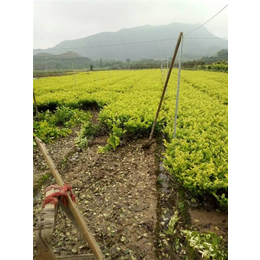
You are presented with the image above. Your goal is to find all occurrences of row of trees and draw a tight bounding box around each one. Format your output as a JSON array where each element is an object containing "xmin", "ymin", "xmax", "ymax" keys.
[
  {"xmin": 92, "ymin": 59, "xmax": 228, "ymax": 72},
  {"xmin": 34, "ymin": 49, "xmax": 228, "ymax": 74},
  {"xmin": 90, "ymin": 58, "xmax": 163, "ymax": 70},
  {"xmin": 94, "ymin": 49, "xmax": 228, "ymax": 71},
  {"xmin": 181, "ymin": 60, "xmax": 228, "ymax": 72}
]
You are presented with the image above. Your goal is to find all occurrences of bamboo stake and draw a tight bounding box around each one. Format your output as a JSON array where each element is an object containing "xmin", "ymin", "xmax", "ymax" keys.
[
  {"xmin": 56, "ymin": 255, "xmax": 95, "ymax": 260},
  {"xmin": 148, "ymin": 32, "xmax": 183, "ymax": 142},
  {"xmin": 33, "ymin": 90, "xmax": 39, "ymax": 117},
  {"xmin": 173, "ymin": 35, "xmax": 183, "ymax": 139},
  {"xmin": 35, "ymin": 137, "xmax": 104, "ymax": 260}
]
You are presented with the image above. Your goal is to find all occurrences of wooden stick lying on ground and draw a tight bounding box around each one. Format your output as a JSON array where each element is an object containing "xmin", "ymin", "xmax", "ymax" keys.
[{"xmin": 35, "ymin": 137, "xmax": 104, "ymax": 260}]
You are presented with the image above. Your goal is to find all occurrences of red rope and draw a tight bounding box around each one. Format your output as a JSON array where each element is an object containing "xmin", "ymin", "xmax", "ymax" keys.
[{"xmin": 43, "ymin": 184, "xmax": 76, "ymax": 208}]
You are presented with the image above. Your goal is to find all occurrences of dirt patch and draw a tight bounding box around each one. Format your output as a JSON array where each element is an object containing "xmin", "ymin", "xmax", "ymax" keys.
[
  {"xmin": 188, "ymin": 208, "xmax": 228, "ymax": 239},
  {"xmin": 33, "ymin": 126, "xmax": 80, "ymax": 186},
  {"xmin": 33, "ymin": 127, "xmax": 158, "ymax": 259}
]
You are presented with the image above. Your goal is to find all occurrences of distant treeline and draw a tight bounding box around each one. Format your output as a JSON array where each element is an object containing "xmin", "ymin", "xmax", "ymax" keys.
[
  {"xmin": 33, "ymin": 52, "xmax": 93, "ymax": 71},
  {"xmin": 200, "ymin": 49, "xmax": 228, "ymax": 63},
  {"xmin": 33, "ymin": 49, "xmax": 228, "ymax": 75},
  {"xmin": 181, "ymin": 49, "xmax": 228, "ymax": 72}
]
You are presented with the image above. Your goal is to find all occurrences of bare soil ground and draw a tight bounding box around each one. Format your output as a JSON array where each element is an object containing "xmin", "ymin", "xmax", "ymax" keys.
[
  {"xmin": 33, "ymin": 126, "xmax": 158, "ymax": 259},
  {"xmin": 33, "ymin": 110, "xmax": 228, "ymax": 259},
  {"xmin": 189, "ymin": 208, "xmax": 228, "ymax": 238}
]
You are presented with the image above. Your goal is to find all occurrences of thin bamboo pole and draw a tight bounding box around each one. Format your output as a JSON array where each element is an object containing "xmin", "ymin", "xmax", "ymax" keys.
[
  {"xmin": 173, "ymin": 35, "xmax": 183, "ymax": 139},
  {"xmin": 148, "ymin": 32, "xmax": 183, "ymax": 141},
  {"xmin": 35, "ymin": 137, "xmax": 104, "ymax": 260},
  {"xmin": 33, "ymin": 90, "xmax": 39, "ymax": 117}
]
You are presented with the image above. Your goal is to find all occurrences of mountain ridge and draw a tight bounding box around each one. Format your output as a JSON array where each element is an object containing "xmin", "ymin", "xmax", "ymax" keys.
[{"xmin": 33, "ymin": 22, "xmax": 227, "ymax": 61}]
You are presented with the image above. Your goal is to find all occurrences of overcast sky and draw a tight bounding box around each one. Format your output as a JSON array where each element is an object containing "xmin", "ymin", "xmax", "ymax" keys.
[{"xmin": 33, "ymin": 0, "xmax": 228, "ymax": 49}]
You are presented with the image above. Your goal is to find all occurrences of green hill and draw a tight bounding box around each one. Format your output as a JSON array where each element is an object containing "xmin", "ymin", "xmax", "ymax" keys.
[
  {"xmin": 197, "ymin": 49, "xmax": 228, "ymax": 63},
  {"xmin": 33, "ymin": 51, "xmax": 93, "ymax": 70}
]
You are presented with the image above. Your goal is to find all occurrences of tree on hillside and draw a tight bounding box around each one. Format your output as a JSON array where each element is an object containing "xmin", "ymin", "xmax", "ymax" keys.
[
  {"xmin": 99, "ymin": 59, "xmax": 103, "ymax": 67},
  {"xmin": 217, "ymin": 49, "xmax": 228, "ymax": 57}
]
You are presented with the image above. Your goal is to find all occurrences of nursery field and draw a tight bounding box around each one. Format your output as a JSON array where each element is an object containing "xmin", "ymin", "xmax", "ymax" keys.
[
  {"xmin": 33, "ymin": 69, "xmax": 228, "ymax": 207},
  {"xmin": 33, "ymin": 69, "xmax": 228, "ymax": 259}
]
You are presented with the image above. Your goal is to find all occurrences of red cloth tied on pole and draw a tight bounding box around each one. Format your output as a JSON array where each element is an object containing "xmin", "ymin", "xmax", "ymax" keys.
[{"xmin": 43, "ymin": 184, "xmax": 76, "ymax": 208}]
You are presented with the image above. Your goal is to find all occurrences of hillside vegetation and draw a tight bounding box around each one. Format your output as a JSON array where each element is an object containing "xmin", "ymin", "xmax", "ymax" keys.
[{"xmin": 33, "ymin": 51, "xmax": 93, "ymax": 70}]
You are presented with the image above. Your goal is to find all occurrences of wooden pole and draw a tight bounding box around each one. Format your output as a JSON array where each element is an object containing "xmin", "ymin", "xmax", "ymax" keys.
[
  {"xmin": 33, "ymin": 90, "xmax": 39, "ymax": 117},
  {"xmin": 173, "ymin": 35, "xmax": 183, "ymax": 139},
  {"xmin": 72, "ymin": 63, "xmax": 77, "ymax": 87},
  {"xmin": 35, "ymin": 137, "xmax": 104, "ymax": 260},
  {"xmin": 56, "ymin": 255, "xmax": 95, "ymax": 259},
  {"xmin": 44, "ymin": 67, "xmax": 49, "ymax": 77},
  {"xmin": 148, "ymin": 32, "xmax": 183, "ymax": 141}
]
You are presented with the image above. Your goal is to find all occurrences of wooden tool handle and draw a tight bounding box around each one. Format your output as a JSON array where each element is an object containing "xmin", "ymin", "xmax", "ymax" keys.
[{"xmin": 35, "ymin": 137, "xmax": 104, "ymax": 259}]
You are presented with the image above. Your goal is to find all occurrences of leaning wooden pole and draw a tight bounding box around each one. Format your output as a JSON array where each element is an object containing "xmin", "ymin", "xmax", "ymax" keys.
[
  {"xmin": 35, "ymin": 137, "xmax": 104, "ymax": 260},
  {"xmin": 33, "ymin": 90, "xmax": 39, "ymax": 117},
  {"xmin": 148, "ymin": 32, "xmax": 183, "ymax": 141}
]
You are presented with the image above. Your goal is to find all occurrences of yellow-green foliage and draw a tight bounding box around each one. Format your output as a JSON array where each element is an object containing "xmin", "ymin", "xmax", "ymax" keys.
[
  {"xmin": 33, "ymin": 106, "xmax": 92, "ymax": 144},
  {"xmin": 163, "ymin": 71, "xmax": 228, "ymax": 206},
  {"xmin": 34, "ymin": 69, "xmax": 228, "ymax": 205},
  {"xmin": 181, "ymin": 230, "xmax": 228, "ymax": 259}
]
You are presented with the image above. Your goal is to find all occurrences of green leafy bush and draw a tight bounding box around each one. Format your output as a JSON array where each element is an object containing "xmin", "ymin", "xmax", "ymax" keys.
[
  {"xmin": 51, "ymin": 106, "xmax": 75, "ymax": 126},
  {"xmin": 181, "ymin": 230, "xmax": 228, "ymax": 260},
  {"xmin": 33, "ymin": 106, "xmax": 91, "ymax": 143},
  {"xmin": 74, "ymin": 121, "xmax": 98, "ymax": 148},
  {"xmin": 98, "ymin": 119, "xmax": 126, "ymax": 152}
]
